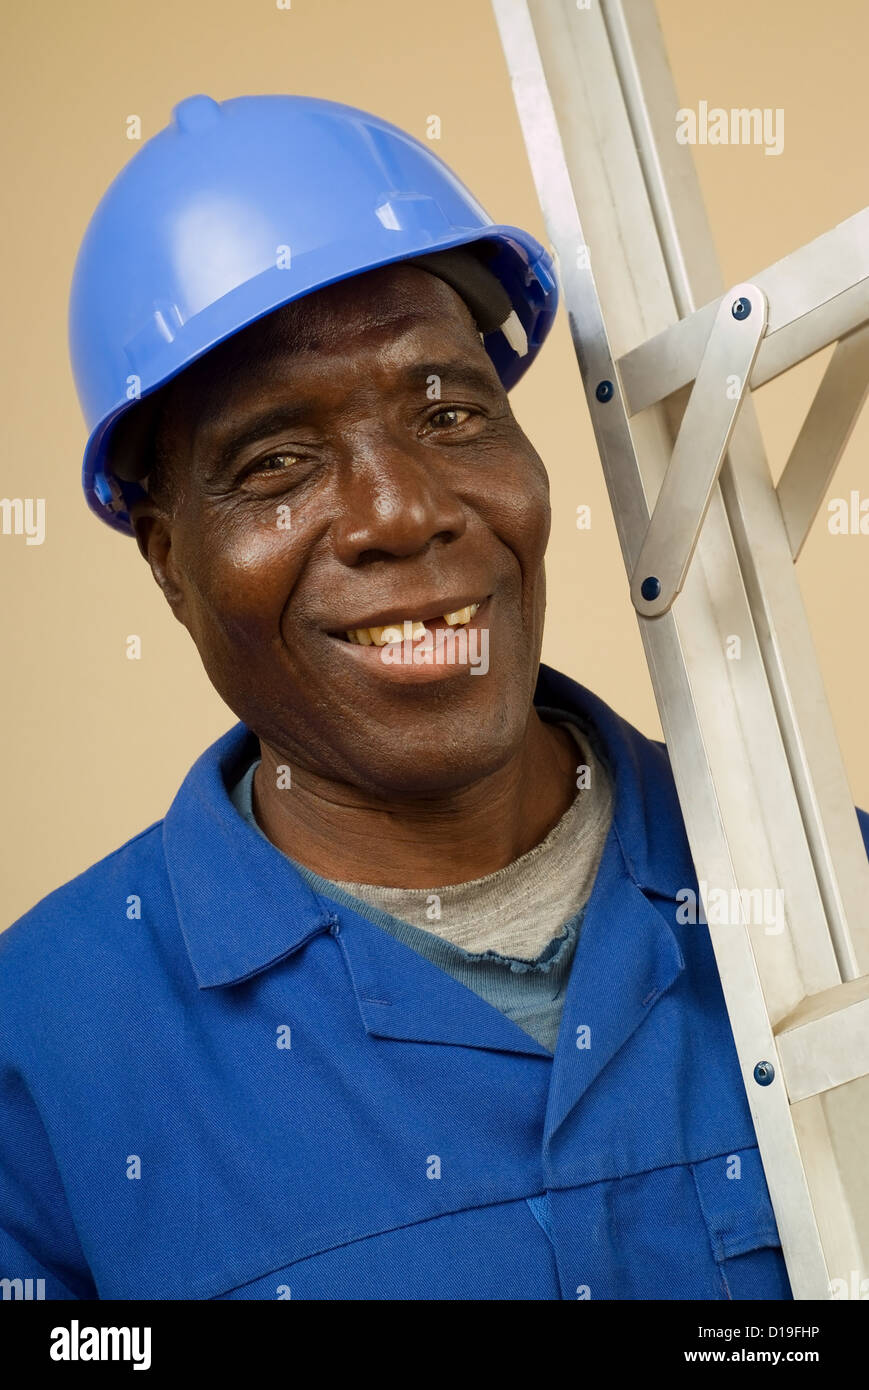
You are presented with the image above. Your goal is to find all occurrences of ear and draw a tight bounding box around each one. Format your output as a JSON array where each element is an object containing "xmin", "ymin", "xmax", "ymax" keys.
[{"xmin": 128, "ymin": 499, "xmax": 187, "ymax": 621}]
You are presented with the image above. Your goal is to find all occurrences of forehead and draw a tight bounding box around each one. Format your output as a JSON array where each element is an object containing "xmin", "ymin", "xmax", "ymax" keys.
[{"xmin": 164, "ymin": 262, "xmax": 484, "ymax": 435}]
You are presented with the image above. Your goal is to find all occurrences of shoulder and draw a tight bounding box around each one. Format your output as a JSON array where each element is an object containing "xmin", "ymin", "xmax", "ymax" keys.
[
  {"xmin": 535, "ymin": 661, "xmax": 671, "ymax": 774},
  {"xmin": 2, "ymin": 817, "xmax": 166, "ymax": 942},
  {"xmin": 0, "ymin": 720, "xmax": 255, "ymax": 1006},
  {"xmin": 534, "ymin": 662, "xmax": 869, "ymax": 881},
  {"xmin": 0, "ymin": 819, "xmax": 171, "ymax": 1035}
]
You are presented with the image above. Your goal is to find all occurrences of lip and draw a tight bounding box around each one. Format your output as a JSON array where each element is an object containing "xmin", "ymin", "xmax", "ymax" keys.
[{"xmin": 327, "ymin": 592, "xmax": 490, "ymax": 636}]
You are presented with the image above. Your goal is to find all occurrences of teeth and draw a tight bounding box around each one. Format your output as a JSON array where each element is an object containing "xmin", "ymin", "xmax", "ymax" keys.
[
  {"xmin": 444, "ymin": 603, "xmax": 479, "ymax": 626},
  {"xmin": 345, "ymin": 603, "xmax": 480, "ymax": 645},
  {"xmin": 347, "ymin": 620, "xmax": 427, "ymax": 647}
]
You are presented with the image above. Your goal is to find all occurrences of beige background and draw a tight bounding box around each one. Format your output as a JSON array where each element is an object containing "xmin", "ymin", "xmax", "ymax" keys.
[{"xmin": 1, "ymin": 0, "xmax": 867, "ymax": 929}]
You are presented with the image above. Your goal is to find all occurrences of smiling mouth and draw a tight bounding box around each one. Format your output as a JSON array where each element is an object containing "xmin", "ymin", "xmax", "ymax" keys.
[
  {"xmin": 342, "ymin": 603, "xmax": 481, "ymax": 646},
  {"xmin": 329, "ymin": 596, "xmax": 487, "ymax": 646}
]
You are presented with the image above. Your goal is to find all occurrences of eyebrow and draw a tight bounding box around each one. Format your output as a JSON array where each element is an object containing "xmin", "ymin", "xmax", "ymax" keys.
[{"xmin": 199, "ymin": 359, "xmax": 503, "ymax": 478}]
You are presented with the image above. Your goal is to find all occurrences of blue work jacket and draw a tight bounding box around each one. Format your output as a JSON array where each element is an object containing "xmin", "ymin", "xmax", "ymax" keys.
[{"xmin": 3, "ymin": 664, "xmax": 861, "ymax": 1301}]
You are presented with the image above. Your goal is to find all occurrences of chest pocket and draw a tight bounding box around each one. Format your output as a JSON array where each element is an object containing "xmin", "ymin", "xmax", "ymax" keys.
[{"xmin": 691, "ymin": 1147, "xmax": 792, "ymax": 1300}]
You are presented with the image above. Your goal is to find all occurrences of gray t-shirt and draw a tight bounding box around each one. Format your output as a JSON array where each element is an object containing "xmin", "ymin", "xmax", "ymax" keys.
[{"xmin": 229, "ymin": 709, "xmax": 614, "ymax": 1053}]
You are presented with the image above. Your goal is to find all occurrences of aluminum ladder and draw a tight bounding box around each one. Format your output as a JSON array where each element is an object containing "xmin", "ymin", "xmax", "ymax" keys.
[{"xmin": 491, "ymin": 0, "xmax": 869, "ymax": 1299}]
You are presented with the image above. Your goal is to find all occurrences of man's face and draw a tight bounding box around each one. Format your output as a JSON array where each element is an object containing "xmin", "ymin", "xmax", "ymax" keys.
[{"xmin": 133, "ymin": 262, "xmax": 552, "ymax": 797}]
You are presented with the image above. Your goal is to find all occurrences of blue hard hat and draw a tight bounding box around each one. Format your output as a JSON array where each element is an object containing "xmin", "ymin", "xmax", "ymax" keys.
[{"xmin": 68, "ymin": 93, "xmax": 560, "ymax": 535}]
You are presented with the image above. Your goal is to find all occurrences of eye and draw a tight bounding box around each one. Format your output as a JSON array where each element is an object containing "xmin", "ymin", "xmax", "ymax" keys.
[
  {"xmin": 236, "ymin": 450, "xmax": 313, "ymax": 492},
  {"xmin": 251, "ymin": 452, "xmax": 301, "ymax": 473},
  {"xmin": 427, "ymin": 407, "xmax": 474, "ymax": 430},
  {"xmin": 239, "ymin": 451, "xmax": 308, "ymax": 484}
]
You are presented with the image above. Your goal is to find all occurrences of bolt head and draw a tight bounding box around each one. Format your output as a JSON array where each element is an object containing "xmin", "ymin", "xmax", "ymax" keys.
[{"xmin": 753, "ymin": 1060, "xmax": 775, "ymax": 1085}]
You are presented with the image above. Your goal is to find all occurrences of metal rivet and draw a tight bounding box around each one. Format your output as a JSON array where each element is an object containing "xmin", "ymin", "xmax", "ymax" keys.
[
  {"xmin": 732, "ymin": 296, "xmax": 752, "ymax": 320},
  {"xmin": 753, "ymin": 1060, "xmax": 775, "ymax": 1086},
  {"xmin": 640, "ymin": 576, "xmax": 661, "ymax": 601},
  {"xmin": 595, "ymin": 379, "xmax": 614, "ymax": 402}
]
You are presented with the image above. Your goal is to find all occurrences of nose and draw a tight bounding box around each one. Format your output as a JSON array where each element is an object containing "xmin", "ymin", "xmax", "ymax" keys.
[{"xmin": 331, "ymin": 436, "xmax": 467, "ymax": 565}]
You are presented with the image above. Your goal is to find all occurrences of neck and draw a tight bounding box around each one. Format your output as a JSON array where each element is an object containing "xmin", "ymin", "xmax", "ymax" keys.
[{"xmin": 251, "ymin": 711, "xmax": 578, "ymax": 888}]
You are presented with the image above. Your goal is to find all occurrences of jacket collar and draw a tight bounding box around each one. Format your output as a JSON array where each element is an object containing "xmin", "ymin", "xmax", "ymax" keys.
[
  {"xmin": 533, "ymin": 663, "xmax": 697, "ymax": 900},
  {"xmin": 163, "ymin": 663, "xmax": 697, "ymax": 990},
  {"xmin": 162, "ymin": 722, "xmax": 336, "ymax": 988}
]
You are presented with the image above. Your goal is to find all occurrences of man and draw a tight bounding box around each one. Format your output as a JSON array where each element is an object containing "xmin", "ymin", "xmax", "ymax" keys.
[{"xmin": 2, "ymin": 92, "xmax": 857, "ymax": 1301}]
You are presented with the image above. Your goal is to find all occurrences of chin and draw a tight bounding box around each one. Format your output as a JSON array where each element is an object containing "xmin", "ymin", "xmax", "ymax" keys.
[{"xmin": 347, "ymin": 719, "xmax": 522, "ymax": 799}]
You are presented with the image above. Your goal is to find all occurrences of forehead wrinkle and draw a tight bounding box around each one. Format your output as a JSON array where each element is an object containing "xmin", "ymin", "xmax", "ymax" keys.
[
  {"xmin": 163, "ymin": 265, "xmax": 482, "ymax": 463},
  {"xmin": 247, "ymin": 273, "xmax": 476, "ymax": 371},
  {"xmin": 203, "ymin": 319, "xmax": 482, "ymax": 444},
  {"xmin": 255, "ymin": 313, "xmax": 465, "ymax": 390}
]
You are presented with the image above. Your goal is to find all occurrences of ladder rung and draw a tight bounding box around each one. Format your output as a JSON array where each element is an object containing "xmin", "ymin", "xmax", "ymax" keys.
[{"xmin": 776, "ymin": 975, "xmax": 869, "ymax": 1102}]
